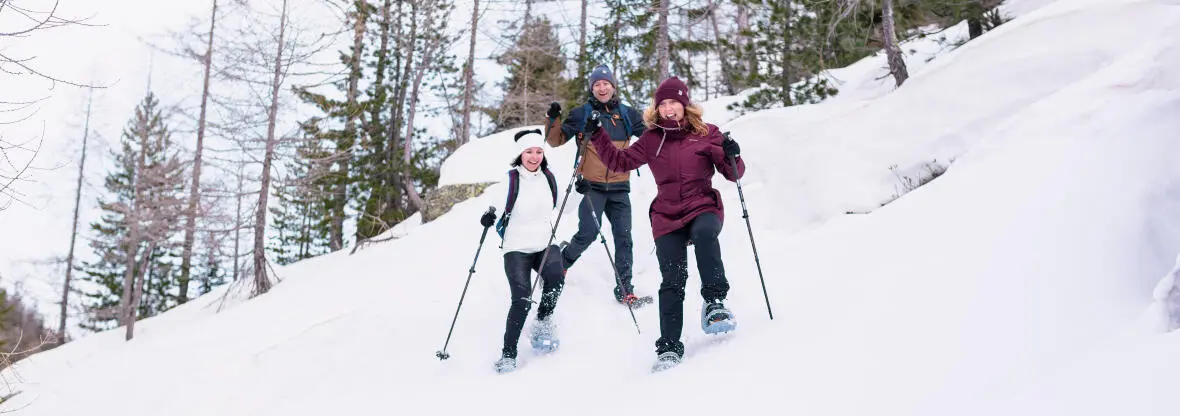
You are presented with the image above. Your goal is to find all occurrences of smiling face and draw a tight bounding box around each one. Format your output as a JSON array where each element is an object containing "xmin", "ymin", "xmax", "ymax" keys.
[
  {"xmin": 521, "ymin": 147, "xmax": 544, "ymax": 171},
  {"xmin": 592, "ymin": 80, "xmax": 615, "ymax": 103},
  {"xmin": 657, "ymin": 98, "xmax": 684, "ymax": 122}
]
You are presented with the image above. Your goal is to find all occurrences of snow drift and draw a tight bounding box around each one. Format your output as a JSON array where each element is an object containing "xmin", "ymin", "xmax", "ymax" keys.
[{"xmin": 5, "ymin": 0, "xmax": 1180, "ymax": 414}]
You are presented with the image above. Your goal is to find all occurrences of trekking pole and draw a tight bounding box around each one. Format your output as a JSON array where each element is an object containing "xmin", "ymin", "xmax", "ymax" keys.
[
  {"xmin": 436, "ymin": 206, "xmax": 497, "ymax": 360},
  {"xmin": 723, "ymin": 132, "xmax": 773, "ymax": 320},
  {"xmin": 526, "ymin": 111, "xmax": 601, "ymax": 302},
  {"xmin": 585, "ymin": 195, "xmax": 641, "ymax": 334}
]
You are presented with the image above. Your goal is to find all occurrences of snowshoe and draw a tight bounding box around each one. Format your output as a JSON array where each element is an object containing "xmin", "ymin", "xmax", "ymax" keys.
[
  {"xmin": 651, "ymin": 351, "xmax": 682, "ymax": 372},
  {"xmin": 701, "ymin": 300, "xmax": 736, "ymax": 334},
  {"xmin": 494, "ymin": 356, "xmax": 517, "ymax": 374},
  {"xmin": 619, "ymin": 293, "xmax": 654, "ymax": 308},
  {"xmin": 529, "ymin": 318, "xmax": 559, "ymax": 354}
]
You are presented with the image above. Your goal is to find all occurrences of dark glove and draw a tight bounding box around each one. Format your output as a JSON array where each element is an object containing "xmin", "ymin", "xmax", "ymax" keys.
[
  {"xmin": 547, "ymin": 102, "xmax": 561, "ymax": 120},
  {"xmin": 480, "ymin": 210, "xmax": 496, "ymax": 227},
  {"xmin": 722, "ymin": 137, "xmax": 740, "ymax": 159},
  {"xmin": 583, "ymin": 113, "xmax": 601, "ymax": 134},
  {"xmin": 574, "ymin": 177, "xmax": 590, "ymax": 194}
]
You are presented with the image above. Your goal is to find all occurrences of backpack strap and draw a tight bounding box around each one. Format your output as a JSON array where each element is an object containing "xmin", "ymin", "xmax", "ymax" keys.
[
  {"xmin": 542, "ymin": 166, "xmax": 558, "ymax": 207},
  {"xmin": 504, "ymin": 169, "xmax": 521, "ymax": 215},
  {"xmin": 617, "ymin": 103, "xmax": 633, "ymax": 141},
  {"xmin": 495, "ymin": 169, "xmax": 521, "ymax": 245},
  {"xmin": 616, "ymin": 103, "xmax": 640, "ymax": 177}
]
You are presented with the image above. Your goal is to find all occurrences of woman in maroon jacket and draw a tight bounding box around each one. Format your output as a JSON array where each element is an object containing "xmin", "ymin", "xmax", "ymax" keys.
[{"xmin": 587, "ymin": 76, "xmax": 745, "ymax": 371}]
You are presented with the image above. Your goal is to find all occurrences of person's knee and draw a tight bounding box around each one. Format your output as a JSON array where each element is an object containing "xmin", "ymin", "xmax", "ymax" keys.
[
  {"xmin": 545, "ymin": 269, "xmax": 565, "ymax": 287},
  {"xmin": 691, "ymin": 215, "xmax": 722, "ymax": 242},
  {"xmin": 613, "ymin": 232, "xmax": 632, "ymax": 250},
  {"xmin": 658, "ymin": 266, "xmax": 688, "ymax": 292},
  {"xmin": 510, "ymin": 298, "xmax": 532, "ymax": 315},
  {"xmin": 508, "ymin": 279, "xmax": 531, "ymax": 300}
]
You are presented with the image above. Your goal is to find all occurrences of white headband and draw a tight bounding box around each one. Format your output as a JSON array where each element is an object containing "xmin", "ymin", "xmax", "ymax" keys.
[{"xmin": 515, "ymin": 131, "xmax": 545, "ymax": 154}]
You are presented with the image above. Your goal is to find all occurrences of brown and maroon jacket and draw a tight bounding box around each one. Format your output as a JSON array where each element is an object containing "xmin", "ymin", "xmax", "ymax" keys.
[{"xmin": 545, "ymin": 100, "xmax": 645, "ymax": 192}]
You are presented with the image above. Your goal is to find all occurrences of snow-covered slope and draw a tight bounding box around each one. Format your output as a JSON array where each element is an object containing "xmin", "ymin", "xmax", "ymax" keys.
[{"xmin": 6, "ymin": 0, "xmax": 1180, "ymax": 414}]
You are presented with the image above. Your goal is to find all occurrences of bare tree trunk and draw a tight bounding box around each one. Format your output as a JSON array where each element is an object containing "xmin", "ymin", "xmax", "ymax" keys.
[
  {"xmin": 402, "ymin": 1, "xmax": 441, "ymax": 214},
  {"xmin": 707, "ymin": 0, "xmax": 738, "ymax": 95},
  {"xmin": 459, "ymin": 0, "xmax": 479, "ymax": 145},
  {"xmin": 125, "ymin": 242, "xmax": 154, "ymax": 341},
  {"xmin": 578, "ymin": 0, "xmax": 588, "ymax": 77},
  {"xmin": 328, "ymin": 2, "xmax": 365, "ymax": 252},
  {"xmin": 612, "ymin": 6, "xmax": 621, "ymax": 75},
  {"xmin": 521, "ymin": 0, "xmax": 532, "ymax": 127},
  {"xmin": 60, "ymin": 87, "xmax": 94, "ymax": 341},
  {"xmin": 737, "ymin": 3, "xmax": 753, "ymax": 81},
  {"xmin": 233, "ymin": 162, "xmax": 243, "ymax": 282},
  {"xmin": 881, "ymin": 0, "xmax": 908, "ymax": 87},
  {"xmin": 656, "ymin": 0, "xmax": 669, "ymax": 81},
  {"xmin": 782, "ymin": 0, "xmax": 793, "ymax": 107},
  {"xmin": 389, "ymin": 0, "xmax": 417, "ymax": 213},
  {"xmin": 179, "ymin": 0, "xmax": 219, "ymax": 304},
  {"xmin": 253, "ymin": 0, "xmax": 290, "ymax": 297},
  {"xmin": 120, "ymin": 101, "xmax": 149, "ymax": 337}
]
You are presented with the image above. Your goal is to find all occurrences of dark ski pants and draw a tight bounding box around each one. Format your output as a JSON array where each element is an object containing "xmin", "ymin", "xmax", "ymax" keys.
[
  {"xmin": 652, "ymin": 212, "xmax": 729, "ymax": 356},
  {"xmin": 502, "ymin": 245, "xmax": 564, "ymax": 358},
  {"xmin": 561, "ymin": 189, "xmax": 634, "ymax": 297}
]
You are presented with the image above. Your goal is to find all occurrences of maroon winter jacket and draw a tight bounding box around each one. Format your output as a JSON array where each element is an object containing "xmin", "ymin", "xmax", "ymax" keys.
[{"xmin": 591, "ymin": 118, "xmax": 746, "ymax": 240}]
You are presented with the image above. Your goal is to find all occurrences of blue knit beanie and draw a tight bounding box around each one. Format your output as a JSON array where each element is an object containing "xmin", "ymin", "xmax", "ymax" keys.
[{"xmin": 587, "ymin": 64, "xmax": 617, "ymax": 92}]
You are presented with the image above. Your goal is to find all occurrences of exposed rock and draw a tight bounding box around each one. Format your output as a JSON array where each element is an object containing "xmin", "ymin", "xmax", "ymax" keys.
[{"xmin": 422, "ymin": 182, "xmax": 495, "ymax": 222}]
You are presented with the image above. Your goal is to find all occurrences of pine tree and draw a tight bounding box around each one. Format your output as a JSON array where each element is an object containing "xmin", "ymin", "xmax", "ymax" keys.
[
  {"xmin": 586, "ymin": 0, "xmax": 659, "ymax": 105},
  {"xmin": 268, "ymin": 122, "xmax": 332, "ymax": 265},
  {"xmin": 78, "ymin": 92, "xmax": 186, "ymax": 334},
  {"xmin": 728, "ymin": 0, "xmax": 839, "ymax": 113},
  {"xmin": 293, "ymin": 0, "xmax": 370, "ymax": 253},
  {"xmin": 491, "ymin": 16, "xmax": 567, "ymax": 132},
  {"xmin": 352, "ymin": 0, "xmax": 405, "ymax": 242}
]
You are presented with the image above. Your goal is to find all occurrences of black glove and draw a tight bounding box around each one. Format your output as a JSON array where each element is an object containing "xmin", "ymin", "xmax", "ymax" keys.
[
  {"xmin": 480, "ymin": 210, "xmax": 496, "ymax": 227},
  {"xmin": 547, "ymin": 102, "xmax": 561, "ymax": 120},
  {"xmin": 722, "ymin": 137, "xmax": 740, "ymax": 159},
  {"xmin": 583, "ymin": 113, "xmax": 601, "ymax": 134},
  {"xmin": 574, "ymin": 177, "xmax": 589, "ymax": 194}
]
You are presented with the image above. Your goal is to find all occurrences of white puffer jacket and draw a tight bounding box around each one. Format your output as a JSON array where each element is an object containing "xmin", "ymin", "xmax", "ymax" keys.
[{"xmin": 501, "ymin": 165, "xmax": 556, "ymax": 254}]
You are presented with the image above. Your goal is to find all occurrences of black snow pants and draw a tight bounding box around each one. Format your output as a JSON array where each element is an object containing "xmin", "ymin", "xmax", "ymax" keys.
[
  {"xmin": 652, "ymin": 212, "xmax": 730, "ymax": 356},
  {"xmin": 501, "ymin": 245, "xmax": 565, "ymax": 358},
  {"xmin": 560, "ymin": 188, "xmax": 634, "ymax": 299}
]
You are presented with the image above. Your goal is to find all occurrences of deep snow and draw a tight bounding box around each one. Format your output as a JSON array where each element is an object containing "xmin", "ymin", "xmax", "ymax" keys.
[{"xmin": 5, "ymin": 0, "xmax": 1180, "ymax": 414}]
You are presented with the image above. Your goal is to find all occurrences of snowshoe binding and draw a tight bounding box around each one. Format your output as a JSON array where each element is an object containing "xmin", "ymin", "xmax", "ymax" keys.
[
  {"xmin": 615, "ymin": 286, "xmax": 653, "ymax": 308},
  {"xmin": 651, "ymin": 351, "xmax": 682, "ymax": 372},
  {"xmin": 701, "ymin": 300, "xmax": 736, "ymax": 334},
  {"xmin": 494, "ymin": 356, "xmax": 517, "ymax": 374},
  {"xmin": 619, "ymin": 293, "xmax": 654, "ymax": 308},
  {"xmin": 529, "ymin": 317, "xmax": 559, "ymax": 354}
]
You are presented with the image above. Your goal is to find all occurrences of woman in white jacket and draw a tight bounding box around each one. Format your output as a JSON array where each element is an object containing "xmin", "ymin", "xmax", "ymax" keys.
[{"xmin": 479, "ymin": 129, "xmax": 566, "ymax": 373}]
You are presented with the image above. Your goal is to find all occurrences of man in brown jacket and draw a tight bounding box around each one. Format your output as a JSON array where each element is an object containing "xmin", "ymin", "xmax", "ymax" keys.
[{"xmin": 545, "ymin": 64, "xmax": 649, "ymax": 306}]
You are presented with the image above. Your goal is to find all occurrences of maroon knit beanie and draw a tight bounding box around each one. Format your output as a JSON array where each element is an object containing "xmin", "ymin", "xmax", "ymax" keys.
[{"xmin": 654, "ymin": 77, "xmax": 690, "ymax": 108}]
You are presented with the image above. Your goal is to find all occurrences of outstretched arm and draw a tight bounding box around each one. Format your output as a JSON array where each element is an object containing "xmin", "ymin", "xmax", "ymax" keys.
[
  {"xmin": 592, "ymin": 127, "xmax": 651, "ymax": 172},
  {"xmin": 546, "ymin": 106, "xmax": 585, "ymax": 147},
  {"xmin": 544, "ymin": 116, "xmax": 566, "ymax": 147}
]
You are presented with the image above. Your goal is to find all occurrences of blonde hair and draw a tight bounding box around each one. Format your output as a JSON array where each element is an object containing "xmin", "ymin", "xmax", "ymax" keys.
[{"xmin": 643, "ymin": 101, "xmax": 709, "ymax": 136}]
